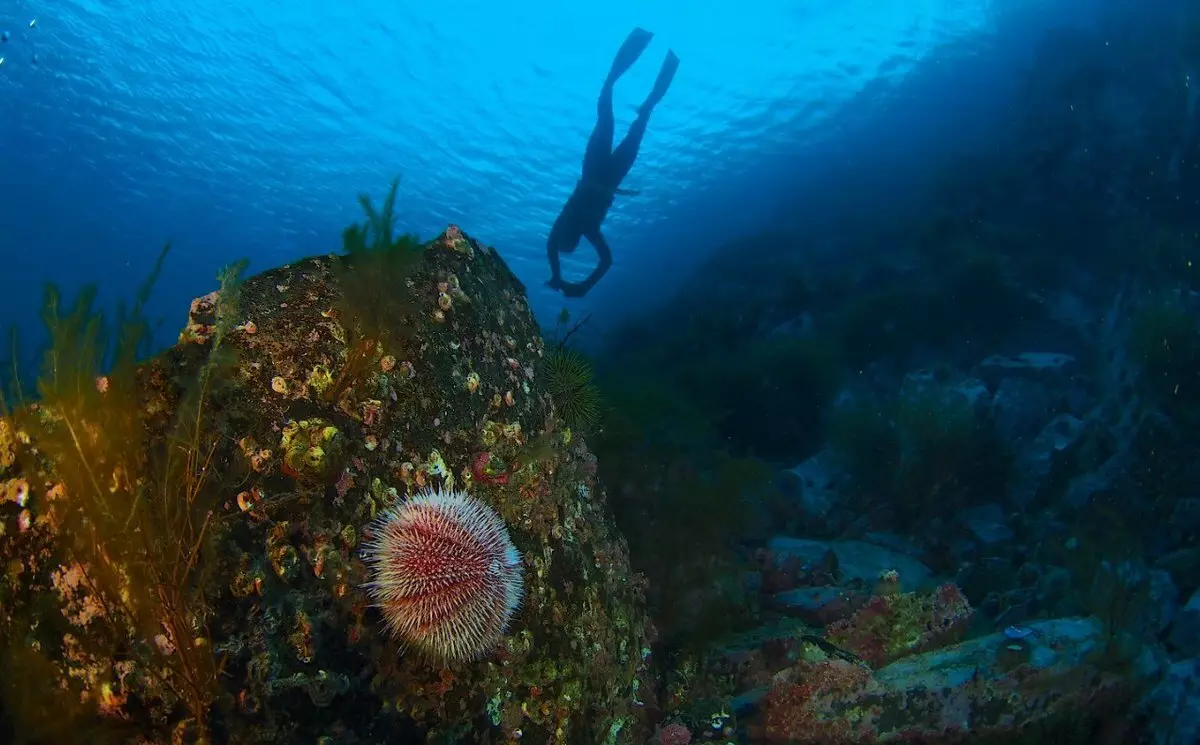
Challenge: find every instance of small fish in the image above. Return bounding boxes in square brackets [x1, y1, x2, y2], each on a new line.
[28, 18, 37, 29]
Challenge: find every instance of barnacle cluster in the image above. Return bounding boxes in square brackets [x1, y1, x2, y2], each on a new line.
[0, 417, 17, 474]
[281, 418, 344, 481]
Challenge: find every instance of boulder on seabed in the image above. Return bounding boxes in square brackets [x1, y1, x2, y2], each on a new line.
[959, 502, 1015, 545]
[901, 370, 991, 414]
[989, 376, 1055, 444]
[978, 351, 1078, 381]
[770, 585, 868, 626]
[0, 224, 651, 744]
[981, 352, 1090, 425]
[1138, 657, 1200, 745]
[1169, 588, 1200, 658]
[1008, 412, 1086, 507]
[1143, 569, 1181, 640]
[786, 448, 841, 518]
[767, 536, 935, 591]
[761, 536, 939, 628]
[754, 616, 1162, 743]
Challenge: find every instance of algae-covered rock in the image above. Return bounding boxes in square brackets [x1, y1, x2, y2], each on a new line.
[751, 616, 1157, 743]
[0, 225, 650, 744]
[767, 536, 935, 592]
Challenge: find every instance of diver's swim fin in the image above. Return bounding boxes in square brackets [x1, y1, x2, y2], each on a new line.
[607, 27, 655, 84]
[639, 50, 679, 115]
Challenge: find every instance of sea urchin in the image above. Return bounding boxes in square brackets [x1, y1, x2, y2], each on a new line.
[363, 486, 523, 662]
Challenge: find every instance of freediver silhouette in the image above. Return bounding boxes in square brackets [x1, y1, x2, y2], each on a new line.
[546, 27, 679, 298]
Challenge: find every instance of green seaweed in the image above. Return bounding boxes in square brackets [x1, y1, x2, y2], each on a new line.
[828, 377, 1009, 528]
[686, 334, 842, 460]
[594, 371, 774, 650]
[1130, 290, 1200, 410]
[327, 177, 424, 404]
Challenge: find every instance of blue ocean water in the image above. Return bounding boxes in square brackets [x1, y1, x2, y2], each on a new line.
[4, 0, 1200, 742]
[0, 0, 1150, 344]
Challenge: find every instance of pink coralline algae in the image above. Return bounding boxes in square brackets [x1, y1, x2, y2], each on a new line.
[824, 582, 973, 668]
[472, 451, 512, 485]
[760, 658, 876, 744]
[657, 722, 692, 745]
[439, 223, 475, 256]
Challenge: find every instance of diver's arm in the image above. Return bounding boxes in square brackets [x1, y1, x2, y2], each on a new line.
[546, 237, 564, 288]
[561, 230, 613, 298]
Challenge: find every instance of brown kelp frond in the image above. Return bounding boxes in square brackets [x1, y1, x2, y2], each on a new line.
[327, 178, 424, 403]
[136, 257, 245, 730]
[0, 325, 25, 414]
[4, 246, 242, 741]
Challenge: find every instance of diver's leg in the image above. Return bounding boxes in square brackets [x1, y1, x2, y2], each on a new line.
[581, 29, 655, 178]
[582, 82, 616, 178]
[607, 50, 679, 183]
[638, 49, 679, 116]
[607, 113, 651, 185]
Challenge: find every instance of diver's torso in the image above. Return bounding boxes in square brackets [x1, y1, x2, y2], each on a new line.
[566, 180, 616, 230]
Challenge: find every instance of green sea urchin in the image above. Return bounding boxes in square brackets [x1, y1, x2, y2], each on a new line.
[543, 347, 602, 432]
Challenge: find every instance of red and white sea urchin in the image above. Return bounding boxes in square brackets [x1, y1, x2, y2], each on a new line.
[363, 486, 523, 662]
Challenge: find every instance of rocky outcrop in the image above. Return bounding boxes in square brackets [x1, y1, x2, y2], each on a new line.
[1139, 656, 1200, 745]
[0, 227, 651, 744]
[737, 617, 1159, 743]
[694, 532, 1168, 744]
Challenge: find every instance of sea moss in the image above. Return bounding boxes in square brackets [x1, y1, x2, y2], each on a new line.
[827, 376, 1010, 530]
[593, 371, 777, 650]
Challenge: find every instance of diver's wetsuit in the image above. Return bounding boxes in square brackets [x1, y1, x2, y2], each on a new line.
[546, 28, 679, 298]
